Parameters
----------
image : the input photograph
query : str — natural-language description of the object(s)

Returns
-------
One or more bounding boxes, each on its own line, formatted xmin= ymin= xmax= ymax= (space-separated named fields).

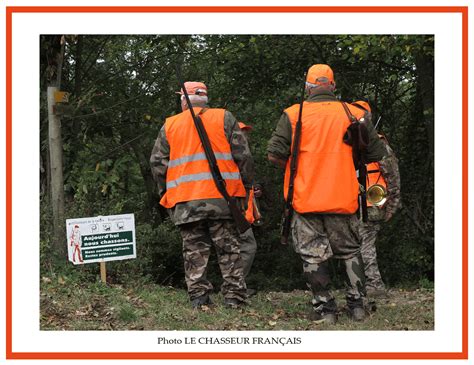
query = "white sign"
xmin=66 ymin=213 xmax=136 ymax=265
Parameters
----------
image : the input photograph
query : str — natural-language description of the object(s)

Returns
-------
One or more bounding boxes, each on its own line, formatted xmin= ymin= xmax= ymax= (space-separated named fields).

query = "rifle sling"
xmin=190 ymin=107 xmax=250 ymax=232
xmin=193 ymin=108 xmax=231 ymax=201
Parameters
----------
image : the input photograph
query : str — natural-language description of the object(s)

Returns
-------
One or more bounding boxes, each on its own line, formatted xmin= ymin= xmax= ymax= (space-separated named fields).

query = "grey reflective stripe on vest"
xmin=168 ymin=152 xmax=233 ymax=168
xmin=166 ymin=172 xmax=241 ymax=189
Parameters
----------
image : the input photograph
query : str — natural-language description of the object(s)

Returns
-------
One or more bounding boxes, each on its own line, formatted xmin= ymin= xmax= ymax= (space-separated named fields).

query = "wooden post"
xmin=100 ymin=262 xmax=107 ymax=284
xmin=48 ymin=86 xmax=66 ymax=258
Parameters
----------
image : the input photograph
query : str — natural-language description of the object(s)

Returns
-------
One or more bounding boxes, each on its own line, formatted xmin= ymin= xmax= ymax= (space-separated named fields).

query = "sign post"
xmin=100 ymin=262 xmax=107 ymax=284
xmin=66 ymin=214 xmax=136 ymax=282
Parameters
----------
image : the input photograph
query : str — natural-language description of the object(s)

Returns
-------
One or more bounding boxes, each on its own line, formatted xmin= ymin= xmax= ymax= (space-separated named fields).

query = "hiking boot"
xmin=308 ymin=310 xmax=337 ymax=325
xmin=349 ymin=307 xmax=366 ymax=321
xmin=191 ymin=294 xmax=212 ymax=309
xmin=247 ymin=288 xmax=257 ymax=297
xmin=224 ymin=297 xmax=246 ymax=308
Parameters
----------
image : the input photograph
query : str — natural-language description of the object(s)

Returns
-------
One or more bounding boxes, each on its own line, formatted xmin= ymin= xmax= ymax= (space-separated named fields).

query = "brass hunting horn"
xmin=366 ymin=184 xmax=387 ymax=207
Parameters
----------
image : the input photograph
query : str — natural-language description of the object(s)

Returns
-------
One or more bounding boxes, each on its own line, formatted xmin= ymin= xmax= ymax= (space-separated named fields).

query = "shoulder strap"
xmin=341 ymin=102 xmax=358 ymax=123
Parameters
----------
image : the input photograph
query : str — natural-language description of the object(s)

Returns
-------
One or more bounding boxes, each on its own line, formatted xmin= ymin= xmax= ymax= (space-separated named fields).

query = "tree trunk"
xmin=45 ymin=35 xmax=67 ymax=259
xmin=48 ymin=87 xmax=66 ymax=259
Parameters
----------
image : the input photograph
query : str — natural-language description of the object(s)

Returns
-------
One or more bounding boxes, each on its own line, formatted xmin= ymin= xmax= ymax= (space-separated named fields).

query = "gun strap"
xmin=191 ymin=107 xmax=250 ymax=232
xmin=341 ymin=101 xmax=358 ymax=123
xmin=193 ymin=109 xmax=231 ymax=199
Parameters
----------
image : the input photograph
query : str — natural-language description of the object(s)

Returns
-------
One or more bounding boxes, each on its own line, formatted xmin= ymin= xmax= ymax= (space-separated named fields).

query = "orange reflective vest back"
xmin=284 ymin=101 xmax=365 ymax=214
xmin=160 ymin=107 xmax=246 ymax=209
xmin=366 ymin=161 xmax=387 ymax=207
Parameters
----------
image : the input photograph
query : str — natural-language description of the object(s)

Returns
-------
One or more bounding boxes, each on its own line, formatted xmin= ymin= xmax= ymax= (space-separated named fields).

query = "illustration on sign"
xmin=66 ymin=214 xmax=136 ymax=265
xmin=69 ymin=224 xmax=83 ymax=263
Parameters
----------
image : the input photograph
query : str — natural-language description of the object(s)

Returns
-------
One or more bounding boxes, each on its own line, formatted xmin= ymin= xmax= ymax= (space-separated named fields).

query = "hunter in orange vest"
xmin=267 ymin=64 xmax=387 ymax=324
xmin=150 ymin=81 xmax=255 ymax=309
xmin=351 ymin=101 xmax=401 ymax=298
xmin=351 ymin=101 xmax=388 ymax=208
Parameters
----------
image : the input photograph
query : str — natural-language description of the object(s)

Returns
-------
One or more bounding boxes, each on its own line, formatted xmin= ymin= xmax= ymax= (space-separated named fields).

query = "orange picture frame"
xmin=5 ymin=6 xmax=468 ymax=360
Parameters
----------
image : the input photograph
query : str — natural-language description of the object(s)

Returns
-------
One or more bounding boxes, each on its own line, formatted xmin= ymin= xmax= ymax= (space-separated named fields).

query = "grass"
xmin=40 ymin=271 xmax=434 ymax=331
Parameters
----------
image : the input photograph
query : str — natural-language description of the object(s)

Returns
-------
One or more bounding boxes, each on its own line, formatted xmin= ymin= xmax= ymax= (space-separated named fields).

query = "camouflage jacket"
xmin=266 ymin=90 xmax=387 ymax=163
xmin=368 ymin=141 xmax=401 ymax=221
xmin=150 ymin=106 xmax=255 ymax=226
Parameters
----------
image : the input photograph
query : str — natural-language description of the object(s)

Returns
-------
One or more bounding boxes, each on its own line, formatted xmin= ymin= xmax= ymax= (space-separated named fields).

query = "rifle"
xmin=281 ymin=74 xmax=307 ymax=244
xmin=341 ymin=102 xmax=369 ymax=222
xmin=358 ymin=163 xmax=369 ymax=222
xmin=374 ymin=115 xmax=382 ymax=130
xmin=176 ymin=67 xmax=251 ymax=234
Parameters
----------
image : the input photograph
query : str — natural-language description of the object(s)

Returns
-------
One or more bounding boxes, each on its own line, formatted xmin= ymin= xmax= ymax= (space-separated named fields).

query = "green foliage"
xmin=144 ymin=220 xmax=185 ymax=287
xmin=418 ymin=277 xmax=434 ymax=290
xmin=118 ymin=305 xmax=138 ymax=322
xmin=41 ymin=34 xmax=434 ymax=289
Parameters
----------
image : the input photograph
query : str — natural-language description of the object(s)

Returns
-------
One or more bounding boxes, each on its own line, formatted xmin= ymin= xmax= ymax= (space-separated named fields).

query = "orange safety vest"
xmin=366 ymin=161 xmax=387 ymax=207
xmin=245 ymin=188 xmax=255 ymax=224
xmin=284 ymin=101 xmax=365 ymax=214
xmin=160 ymin=107 xmax=246 ymax=209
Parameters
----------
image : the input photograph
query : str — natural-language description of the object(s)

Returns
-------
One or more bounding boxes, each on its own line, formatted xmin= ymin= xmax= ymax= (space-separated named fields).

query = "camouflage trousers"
xmin=291 ymin=212 xmax=366 ymax=311
xmin=359 ymin=220 xmax=386 ymax=292
xmin=240 ymin=228 xmax=257 ymax=279
xmin=178 ymin=219 xmax=247 ymax=302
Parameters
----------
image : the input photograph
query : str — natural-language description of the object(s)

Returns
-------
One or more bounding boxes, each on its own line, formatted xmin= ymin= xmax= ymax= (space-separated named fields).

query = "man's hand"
xmin=253 ymin=184 xmax=263 ymax=198
xmin=268 ymin=153 xmax=287 ymax=168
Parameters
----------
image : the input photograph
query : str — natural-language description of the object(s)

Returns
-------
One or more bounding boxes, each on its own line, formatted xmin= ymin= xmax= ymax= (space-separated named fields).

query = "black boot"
xmin=191 ymin=294 xmax=213 ymax=309
xmin=224 ymin=297 xmax=246 ymax=308
xmin=308 ymin=299 xmax=338 ymax=324
xmin=348 ymin=306 xmax=366 ymax=321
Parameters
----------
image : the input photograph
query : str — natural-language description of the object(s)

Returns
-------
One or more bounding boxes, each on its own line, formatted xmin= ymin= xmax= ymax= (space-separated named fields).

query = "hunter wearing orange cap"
xmin=267 ymin=64 xmax=387 ymax=324
xmin=151 ymin=81 xmax=255 ymax=309
xmin=305 ymin=64 xmax=335 ymax=88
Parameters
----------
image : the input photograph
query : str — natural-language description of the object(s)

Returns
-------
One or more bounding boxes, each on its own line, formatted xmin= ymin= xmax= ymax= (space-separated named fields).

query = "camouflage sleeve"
xmin=365 ymin=115 xmax=387 ymax=162
xmin=379 ymin=144 xmax=401 ymax=215
xmin=224 ymin=111 xmax=255 ymax=189
xmin=267 ymin=112 xmax=292 ymax=160
xmin=149 ymin=125 xmax=169 ymax=198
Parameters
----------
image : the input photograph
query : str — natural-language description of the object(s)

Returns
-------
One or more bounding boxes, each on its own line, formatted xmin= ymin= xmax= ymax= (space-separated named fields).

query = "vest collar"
xmin=307 ymin=89 xmax=337 ymax=103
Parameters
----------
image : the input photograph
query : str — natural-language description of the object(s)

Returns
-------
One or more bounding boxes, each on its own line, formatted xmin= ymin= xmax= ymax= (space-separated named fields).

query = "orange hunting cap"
xmin=306 ymin=64 xmax=335 ymax=84
xmin=238 ymin=122 xmax=253 ymax=131
xmin=352 ymin=100 xmax=372 ymax=113
xmin=176 ymin=81 xmax=208 ymax=96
